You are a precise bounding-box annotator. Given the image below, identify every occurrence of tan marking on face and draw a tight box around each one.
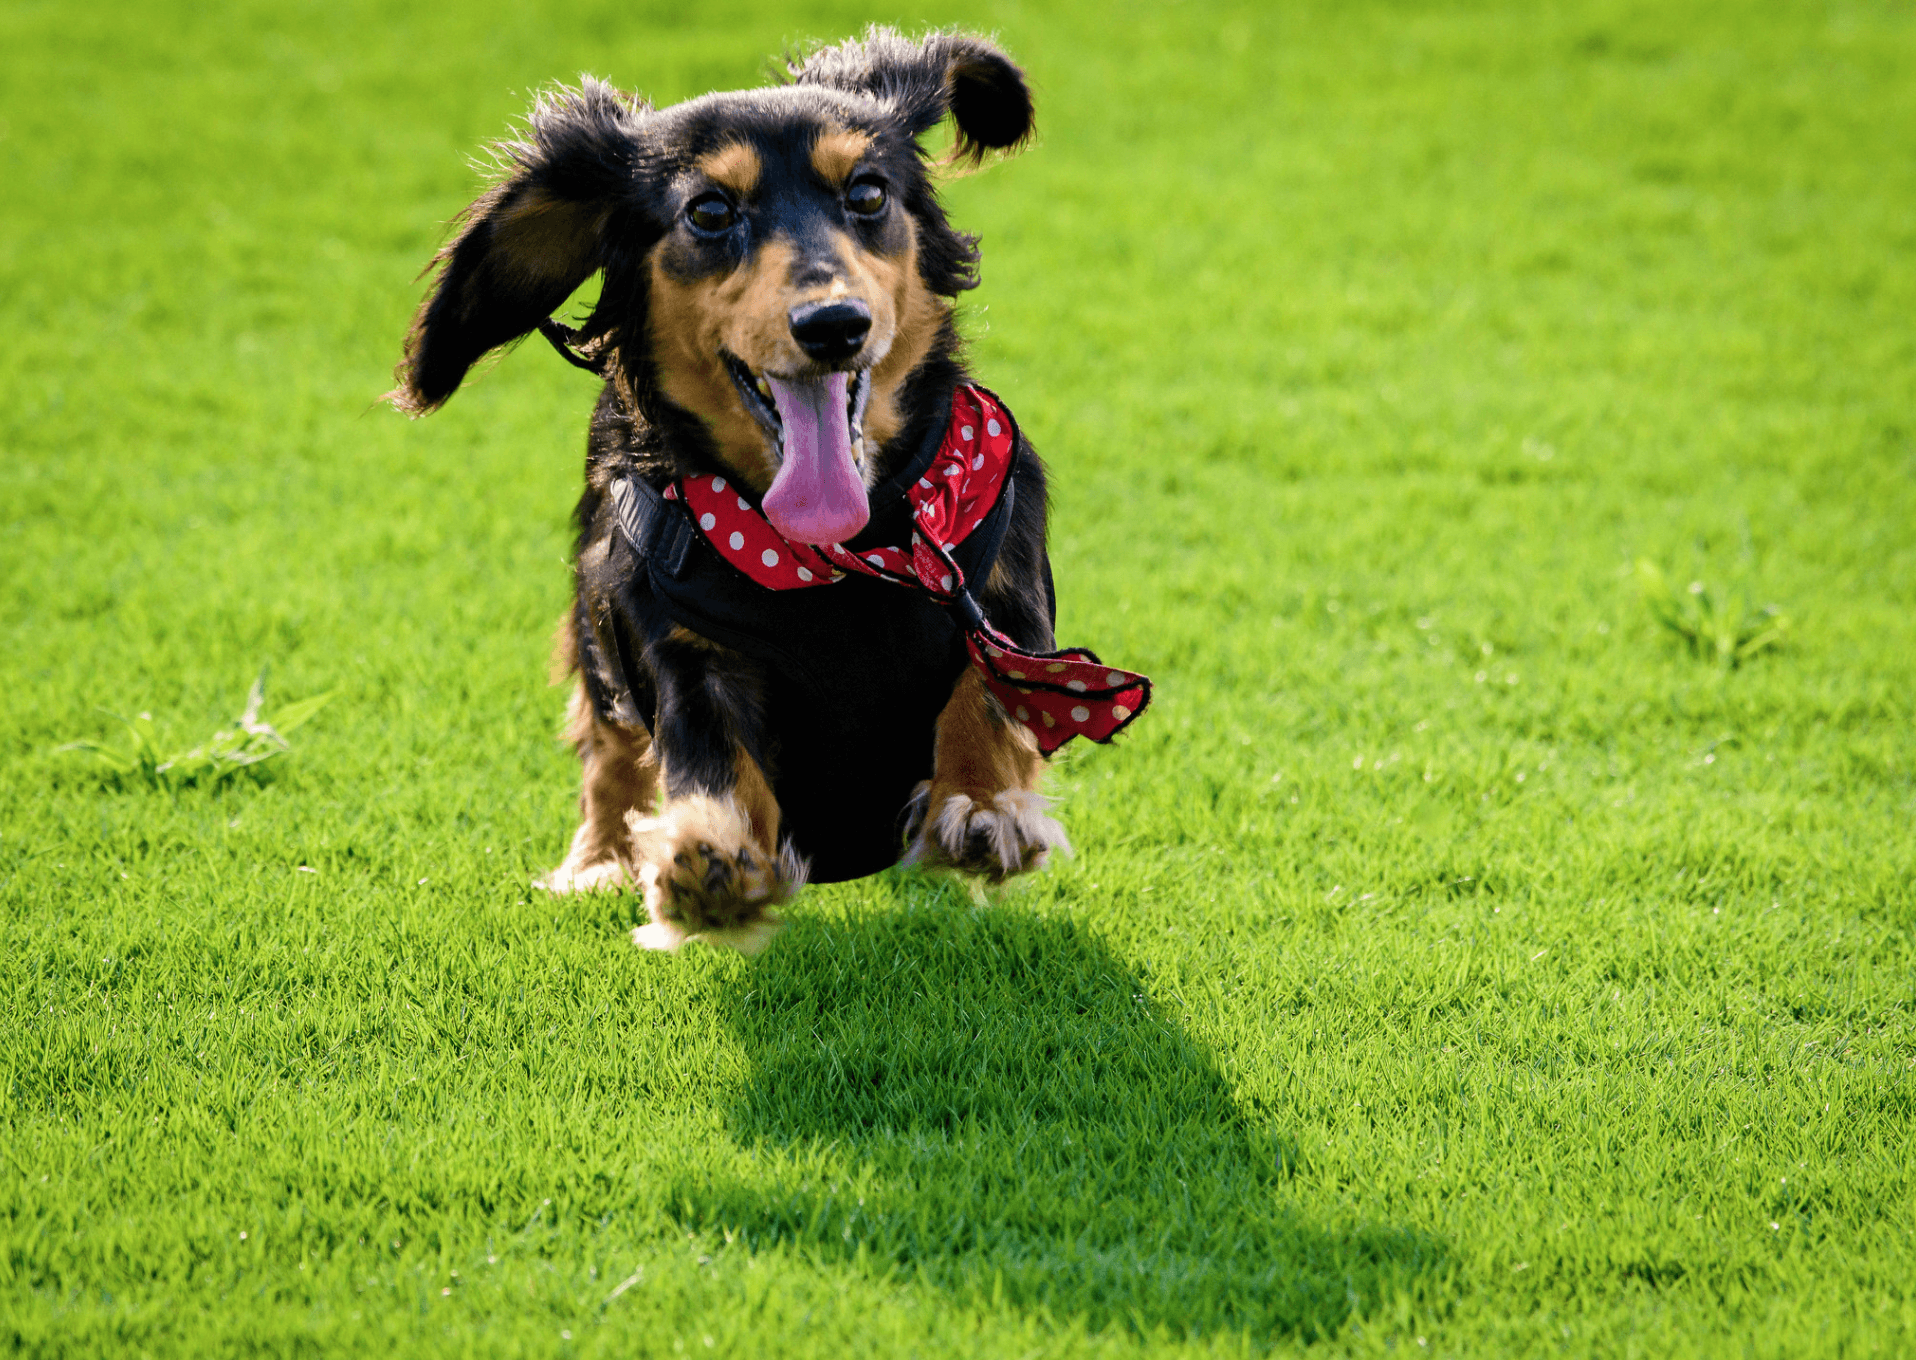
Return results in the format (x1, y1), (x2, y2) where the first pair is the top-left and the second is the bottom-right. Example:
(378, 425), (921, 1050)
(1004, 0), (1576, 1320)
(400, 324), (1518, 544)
(851, 219), (945, 460)
(810, 128), (872, 185)
(694, 141), (761, 197)
(648, 241), (799, 490)
(771, 222), (943, 480)
(647, 213), (946, 491)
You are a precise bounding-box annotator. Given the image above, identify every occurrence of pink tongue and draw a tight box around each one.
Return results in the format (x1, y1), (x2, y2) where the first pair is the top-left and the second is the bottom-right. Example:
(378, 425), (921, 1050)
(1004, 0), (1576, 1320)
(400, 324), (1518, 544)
(762, 373), (868, 545)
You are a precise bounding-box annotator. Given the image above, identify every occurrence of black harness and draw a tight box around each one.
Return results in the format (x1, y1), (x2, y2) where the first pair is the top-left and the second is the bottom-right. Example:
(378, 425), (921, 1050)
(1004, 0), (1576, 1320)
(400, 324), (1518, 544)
(561, 324), (1047, 883)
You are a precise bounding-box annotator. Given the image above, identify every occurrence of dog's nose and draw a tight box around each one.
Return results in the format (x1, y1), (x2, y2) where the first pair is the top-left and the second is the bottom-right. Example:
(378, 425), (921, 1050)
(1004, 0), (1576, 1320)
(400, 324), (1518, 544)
(788, 300), (871, 363)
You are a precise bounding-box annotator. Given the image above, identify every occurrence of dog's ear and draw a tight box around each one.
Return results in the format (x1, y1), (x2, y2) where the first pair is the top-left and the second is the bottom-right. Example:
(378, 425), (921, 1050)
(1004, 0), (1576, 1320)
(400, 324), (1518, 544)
(390, 79), (646, 414)
(789, 28), (1034, 168)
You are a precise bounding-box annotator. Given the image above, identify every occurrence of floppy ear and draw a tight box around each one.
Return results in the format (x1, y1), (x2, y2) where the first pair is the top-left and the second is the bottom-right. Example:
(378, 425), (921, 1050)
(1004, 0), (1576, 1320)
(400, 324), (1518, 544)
(390, 79), (646, 414)
(789, 28), (1034, 168)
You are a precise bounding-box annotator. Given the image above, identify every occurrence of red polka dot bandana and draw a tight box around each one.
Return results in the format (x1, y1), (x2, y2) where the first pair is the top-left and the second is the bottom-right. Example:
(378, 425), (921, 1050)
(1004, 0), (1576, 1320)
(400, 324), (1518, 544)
(663, 386), (1151, 755)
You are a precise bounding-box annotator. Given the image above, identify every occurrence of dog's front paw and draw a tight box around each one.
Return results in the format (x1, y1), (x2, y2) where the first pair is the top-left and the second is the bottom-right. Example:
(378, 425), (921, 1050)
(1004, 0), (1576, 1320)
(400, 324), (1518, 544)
(902, 783), (1069, 883)
(534, 856), (630, 895)
(627, 796), (803, 954)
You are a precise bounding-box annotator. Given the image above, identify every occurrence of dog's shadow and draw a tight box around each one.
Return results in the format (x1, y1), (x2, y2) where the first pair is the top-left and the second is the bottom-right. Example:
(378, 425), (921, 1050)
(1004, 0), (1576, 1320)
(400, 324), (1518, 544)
(672, 887), (1445, 1343)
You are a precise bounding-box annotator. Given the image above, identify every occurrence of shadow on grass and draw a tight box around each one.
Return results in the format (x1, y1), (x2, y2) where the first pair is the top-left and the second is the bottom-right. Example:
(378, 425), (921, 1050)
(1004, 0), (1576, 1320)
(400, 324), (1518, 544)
(669, 887), (1444, 1344)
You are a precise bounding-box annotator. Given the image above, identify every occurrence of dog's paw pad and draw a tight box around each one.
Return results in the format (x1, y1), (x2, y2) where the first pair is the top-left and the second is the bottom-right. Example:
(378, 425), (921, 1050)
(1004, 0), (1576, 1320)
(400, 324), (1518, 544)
(903, 786), (1068, 882)
(628, 797), (805, 946)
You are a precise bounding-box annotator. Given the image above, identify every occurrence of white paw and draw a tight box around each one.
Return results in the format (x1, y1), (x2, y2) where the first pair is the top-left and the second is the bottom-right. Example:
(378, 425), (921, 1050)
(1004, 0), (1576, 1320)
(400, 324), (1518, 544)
(533, 857), (630, 894)
(902, 785), (1069, 882)
(632, 914), (784, 956)
(626, 796), (804, 952)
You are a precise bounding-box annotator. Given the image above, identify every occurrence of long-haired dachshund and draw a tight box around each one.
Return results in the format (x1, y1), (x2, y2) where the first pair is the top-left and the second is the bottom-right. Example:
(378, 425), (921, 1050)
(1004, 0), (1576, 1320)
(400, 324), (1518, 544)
(391, 28), (1148, 952)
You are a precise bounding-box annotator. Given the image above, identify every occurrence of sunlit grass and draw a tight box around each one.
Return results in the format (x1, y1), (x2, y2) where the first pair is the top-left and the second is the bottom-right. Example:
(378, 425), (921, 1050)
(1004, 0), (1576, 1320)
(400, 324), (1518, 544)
(2, 0), (1913, 1356)
(58, 668), (335, 789)
(1634, 559), (1790, 670)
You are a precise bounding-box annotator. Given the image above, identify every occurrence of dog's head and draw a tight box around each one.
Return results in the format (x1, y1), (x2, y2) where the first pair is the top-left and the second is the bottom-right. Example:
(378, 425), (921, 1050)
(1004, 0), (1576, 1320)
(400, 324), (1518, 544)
(391, 28), (1033, 544)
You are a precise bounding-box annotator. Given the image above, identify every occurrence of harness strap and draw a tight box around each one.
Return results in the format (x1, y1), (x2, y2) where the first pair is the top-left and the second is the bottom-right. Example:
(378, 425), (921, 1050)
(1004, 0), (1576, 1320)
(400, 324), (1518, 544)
(608, 476), (694, 580)
(539, 317), (610, 377)
(621, 385), (1151, 755)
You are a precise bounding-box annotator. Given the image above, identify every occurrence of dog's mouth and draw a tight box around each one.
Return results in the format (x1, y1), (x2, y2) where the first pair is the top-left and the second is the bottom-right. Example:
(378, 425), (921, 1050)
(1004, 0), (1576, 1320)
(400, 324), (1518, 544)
(724, 354), (872, 544)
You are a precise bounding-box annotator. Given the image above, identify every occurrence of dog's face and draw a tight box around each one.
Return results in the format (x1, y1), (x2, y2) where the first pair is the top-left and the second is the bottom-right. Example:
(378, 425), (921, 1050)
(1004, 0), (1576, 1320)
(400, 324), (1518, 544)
(392, 29), (1033, 544)
(642, 96), (950, 543)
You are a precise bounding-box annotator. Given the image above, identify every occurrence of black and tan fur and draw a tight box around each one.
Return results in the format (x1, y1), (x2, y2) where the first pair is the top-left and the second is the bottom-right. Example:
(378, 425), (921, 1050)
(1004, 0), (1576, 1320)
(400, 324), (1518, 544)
(392, 29), (1064, 948)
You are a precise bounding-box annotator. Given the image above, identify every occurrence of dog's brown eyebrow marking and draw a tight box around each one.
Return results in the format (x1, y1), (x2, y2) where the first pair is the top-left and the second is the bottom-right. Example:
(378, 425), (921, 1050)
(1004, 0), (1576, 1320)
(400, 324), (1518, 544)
(810, 128), (872, 184)
(695, 141), (761, 196)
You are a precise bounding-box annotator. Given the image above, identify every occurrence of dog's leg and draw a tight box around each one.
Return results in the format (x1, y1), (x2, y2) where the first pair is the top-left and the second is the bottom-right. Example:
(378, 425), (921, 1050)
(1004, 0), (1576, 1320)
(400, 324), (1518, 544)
(903, 667), (1067, 882)
(629, 748), (802, 955)
(540, 681), (658, 893)
(629, 632), (802, 954)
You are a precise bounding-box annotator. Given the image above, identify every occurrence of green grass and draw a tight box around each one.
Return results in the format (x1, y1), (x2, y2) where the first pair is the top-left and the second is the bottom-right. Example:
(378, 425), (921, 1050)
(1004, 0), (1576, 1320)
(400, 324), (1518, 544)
(3, 0), (1913, 1354)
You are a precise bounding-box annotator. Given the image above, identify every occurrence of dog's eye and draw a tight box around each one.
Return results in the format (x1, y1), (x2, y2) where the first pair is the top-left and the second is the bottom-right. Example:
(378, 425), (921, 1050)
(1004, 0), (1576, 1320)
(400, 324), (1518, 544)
(846, 179), (887, 216)
(688, 195), (737, 234)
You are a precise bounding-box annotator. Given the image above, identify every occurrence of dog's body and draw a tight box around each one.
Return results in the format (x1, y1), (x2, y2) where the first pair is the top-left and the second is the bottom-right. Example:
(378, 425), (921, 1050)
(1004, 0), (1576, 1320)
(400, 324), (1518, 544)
(394, 31), (1118, 950)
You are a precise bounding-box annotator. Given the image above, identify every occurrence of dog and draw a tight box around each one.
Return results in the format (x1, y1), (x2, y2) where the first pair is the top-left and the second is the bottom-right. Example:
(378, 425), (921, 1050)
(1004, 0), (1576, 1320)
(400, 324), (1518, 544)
(391, 28), (1148, 952)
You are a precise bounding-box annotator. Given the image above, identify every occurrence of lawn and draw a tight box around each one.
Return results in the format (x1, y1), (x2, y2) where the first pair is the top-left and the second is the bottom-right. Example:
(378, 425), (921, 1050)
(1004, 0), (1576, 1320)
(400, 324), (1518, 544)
(3, 0), (1914, 1354)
